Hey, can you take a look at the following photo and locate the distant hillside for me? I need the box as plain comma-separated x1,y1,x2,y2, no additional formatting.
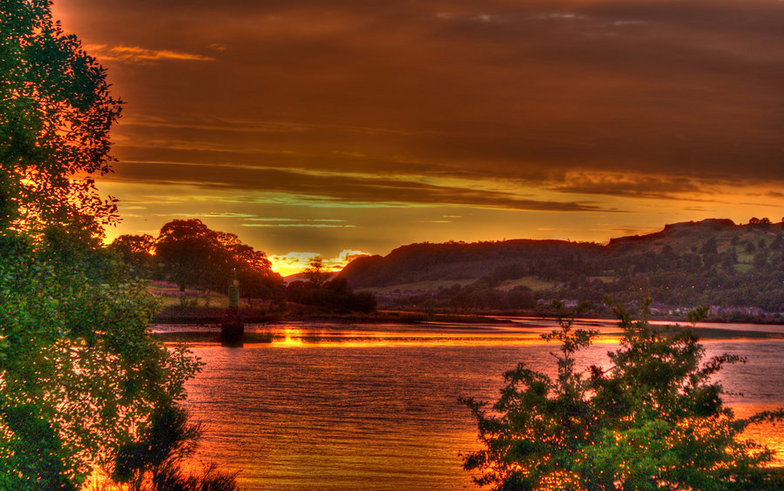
339,218,784,319
341,239,601,288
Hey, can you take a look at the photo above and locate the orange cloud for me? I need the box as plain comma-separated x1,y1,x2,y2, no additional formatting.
85,44,215,63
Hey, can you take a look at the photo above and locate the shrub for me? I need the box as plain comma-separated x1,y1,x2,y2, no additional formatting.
461,299,784,489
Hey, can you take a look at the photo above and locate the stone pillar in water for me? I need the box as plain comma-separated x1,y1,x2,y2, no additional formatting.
221,269,244,346
228,275,240,311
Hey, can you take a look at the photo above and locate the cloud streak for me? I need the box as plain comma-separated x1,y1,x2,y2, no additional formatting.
86,44,215,63
107,160,608,212
58,0,784,188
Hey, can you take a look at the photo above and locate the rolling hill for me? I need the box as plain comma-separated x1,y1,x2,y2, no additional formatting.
339,218,784,319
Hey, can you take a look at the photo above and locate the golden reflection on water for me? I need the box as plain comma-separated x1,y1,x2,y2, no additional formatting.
278,327,305,347
733,404,784,467
256,325,623,348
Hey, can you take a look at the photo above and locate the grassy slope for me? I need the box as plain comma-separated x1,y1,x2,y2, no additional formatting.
341,219,782,294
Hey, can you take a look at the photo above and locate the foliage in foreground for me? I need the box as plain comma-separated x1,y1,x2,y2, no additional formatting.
0,0,122,229
461,300,784,490
0,228,239,489
1,1,238,488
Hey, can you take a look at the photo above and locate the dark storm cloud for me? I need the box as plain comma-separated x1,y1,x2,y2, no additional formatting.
56,0,784,200
552,174,709,200
109,161,606,212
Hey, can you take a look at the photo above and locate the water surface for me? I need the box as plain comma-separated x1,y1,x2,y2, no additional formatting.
180,321,784,489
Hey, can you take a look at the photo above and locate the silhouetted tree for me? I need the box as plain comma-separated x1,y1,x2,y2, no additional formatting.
700,237,718,255
306,257,327,287
286,276,376,313
112,404,237,490
153,219,281,303
155,219,221,290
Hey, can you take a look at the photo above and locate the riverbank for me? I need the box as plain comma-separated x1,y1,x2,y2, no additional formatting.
154,302,784,327
150,316,784,346
153,306,509,325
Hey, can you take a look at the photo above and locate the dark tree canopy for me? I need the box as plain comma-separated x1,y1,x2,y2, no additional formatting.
0,0,122,230
155,219,223,291
152,218,279,295
286,271,377,313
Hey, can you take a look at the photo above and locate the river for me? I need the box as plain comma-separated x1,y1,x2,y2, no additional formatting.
175,320,784,489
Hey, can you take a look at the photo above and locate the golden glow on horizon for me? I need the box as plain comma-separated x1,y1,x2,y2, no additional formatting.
98,177,784,274
269,249,369,276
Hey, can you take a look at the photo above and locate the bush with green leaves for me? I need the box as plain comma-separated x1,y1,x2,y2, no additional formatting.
461,300,784,490
1,0,122,229
0,228,203,488
1,1,238,488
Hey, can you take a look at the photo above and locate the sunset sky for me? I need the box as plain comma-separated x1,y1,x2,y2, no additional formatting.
54,0,784,275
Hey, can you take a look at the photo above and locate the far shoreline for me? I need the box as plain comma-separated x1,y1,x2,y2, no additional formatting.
150,310,784,345
152,305,784,328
